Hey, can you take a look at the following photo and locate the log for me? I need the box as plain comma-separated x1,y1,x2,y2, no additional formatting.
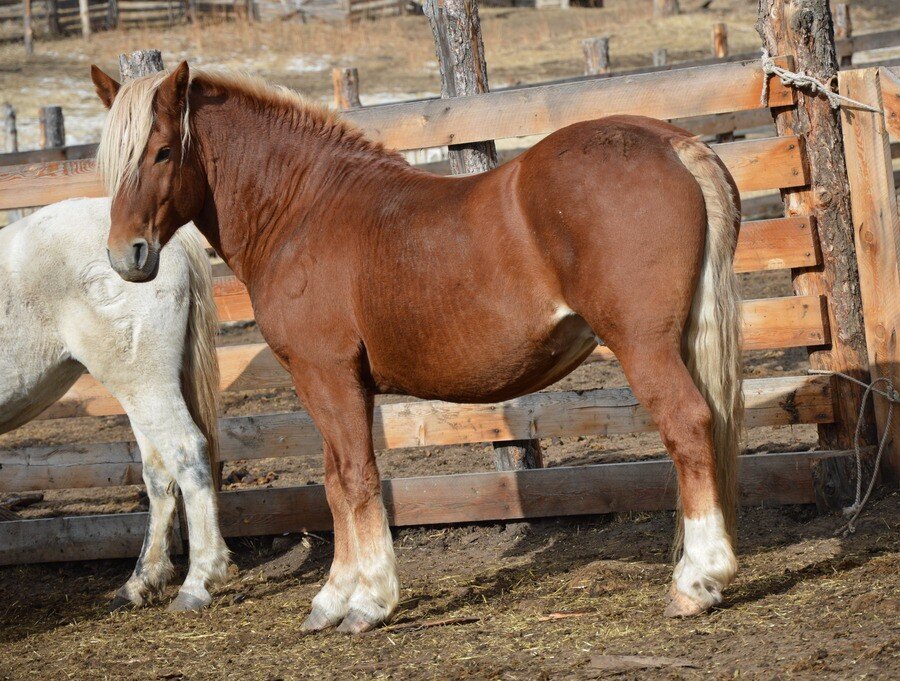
712,23,728,59
582,37,610,76
0,451,852,564
881,66,900,141
38,106,65,149
3,104,21,222
422,0,498,175
3,375,835,492
332,67,361,110
46,0,60,35
107,0,119,28
758,0,878,510
653,48,667,67
838,68,900,483
118,50,164,80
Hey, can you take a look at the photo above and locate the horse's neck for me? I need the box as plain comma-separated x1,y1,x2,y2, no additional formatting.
191,96,408,285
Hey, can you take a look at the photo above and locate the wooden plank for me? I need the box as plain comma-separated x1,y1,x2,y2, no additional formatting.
712,135,808,193
741,295,828,350
0,142,96,167
839,68,900,482
733,216,818,273
0,511,184,565
5,375,834,492
0,158,103,210
0,451,851,564
220,450,846,536
880,66,900,141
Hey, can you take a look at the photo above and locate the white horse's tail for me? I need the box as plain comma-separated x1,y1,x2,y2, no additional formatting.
173,227,221,488
672,137,744,546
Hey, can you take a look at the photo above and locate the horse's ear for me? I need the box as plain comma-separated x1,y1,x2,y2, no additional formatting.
157,61,191,117
91,65,120,109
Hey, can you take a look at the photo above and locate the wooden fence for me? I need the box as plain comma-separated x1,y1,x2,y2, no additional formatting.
0,57,898,565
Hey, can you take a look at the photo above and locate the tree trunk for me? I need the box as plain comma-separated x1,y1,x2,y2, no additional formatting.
107,0,119,29
4,104,22,222
712,22,728,58
652,47,667,66
833,3,851,66
46,0,60,36
23,0,33,56
582,37,610,75
422,0,498,175
756,0,876,510
332,67,362,110
118,50,165,80
79,0,91,40
423,0,542,472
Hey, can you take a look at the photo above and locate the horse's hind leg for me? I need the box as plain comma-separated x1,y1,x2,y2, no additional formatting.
613,340,737,615
110,427,177,610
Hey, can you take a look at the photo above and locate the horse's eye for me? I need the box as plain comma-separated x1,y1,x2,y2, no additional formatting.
154,147,171,164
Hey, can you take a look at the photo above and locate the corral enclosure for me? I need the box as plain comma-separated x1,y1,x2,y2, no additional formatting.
1,0,899,678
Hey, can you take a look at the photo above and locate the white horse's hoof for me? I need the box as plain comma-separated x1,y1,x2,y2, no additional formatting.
301,607,341,632
664,586,708,617
167,591,210,612
336,609,382,634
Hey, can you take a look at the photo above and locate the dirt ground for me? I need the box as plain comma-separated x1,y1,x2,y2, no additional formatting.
2,2,900,679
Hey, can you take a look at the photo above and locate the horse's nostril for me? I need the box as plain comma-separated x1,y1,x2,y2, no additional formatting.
132,239,149,270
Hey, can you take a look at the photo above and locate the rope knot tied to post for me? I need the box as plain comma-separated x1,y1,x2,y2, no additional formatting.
760,49,882,113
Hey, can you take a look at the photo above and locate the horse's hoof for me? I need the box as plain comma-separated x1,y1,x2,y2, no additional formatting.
301,608,340,632
336,609,380,634
664,589,707,618
108,595,136,613
166,592,210,612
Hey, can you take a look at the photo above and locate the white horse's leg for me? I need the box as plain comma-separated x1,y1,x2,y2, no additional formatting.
119,389,230,611
110,427,178,609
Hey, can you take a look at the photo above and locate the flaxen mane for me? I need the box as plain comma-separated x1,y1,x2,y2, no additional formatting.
96,68,402,195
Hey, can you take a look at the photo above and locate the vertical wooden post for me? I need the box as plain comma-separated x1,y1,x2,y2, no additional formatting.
652,47,667,67
834,3,852,67
582,37,610,76
107,0,119,29
653,0,678,18
422,0,498,175
332,67,362,109
39,106,65,149
23,0,33,56
79,0,91,39
46,0,61,36
757,0,877,509
712,22,728,58
838,67,900,484
118,50,165,79
423,0,540,471
4,104,22,222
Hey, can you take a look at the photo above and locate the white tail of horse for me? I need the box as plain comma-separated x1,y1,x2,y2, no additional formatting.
172,227,221,487
672,137,744,548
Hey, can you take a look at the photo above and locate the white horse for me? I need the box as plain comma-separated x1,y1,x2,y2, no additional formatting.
0,197,229,611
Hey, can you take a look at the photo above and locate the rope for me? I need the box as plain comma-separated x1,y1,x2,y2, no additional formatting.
808,369,898,536
760,49,883,113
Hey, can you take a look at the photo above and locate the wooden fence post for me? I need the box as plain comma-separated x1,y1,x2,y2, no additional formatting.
653,0,678,18
652,47,667,67
422,0,498,174
4,104,22,222
757,0,877,509
834,4,852,66
119,50,165,79
23,0,33,56
332,67,361,109
838,67,900,484
582,37,610,76
712,22,728,58
46,0,60,36
107,0,119,29
79,0,91,39
39,106,64,149
423,0,541,471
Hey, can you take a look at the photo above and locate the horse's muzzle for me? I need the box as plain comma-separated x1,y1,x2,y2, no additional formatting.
107,238,161,282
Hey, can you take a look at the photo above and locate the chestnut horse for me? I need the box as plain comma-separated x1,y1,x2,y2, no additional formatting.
91,62,743,632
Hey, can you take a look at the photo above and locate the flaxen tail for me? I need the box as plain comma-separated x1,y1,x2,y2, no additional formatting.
671,137,743,547
173,226,222,488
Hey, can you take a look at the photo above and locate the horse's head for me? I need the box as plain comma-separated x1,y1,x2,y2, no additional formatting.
91,61,205,282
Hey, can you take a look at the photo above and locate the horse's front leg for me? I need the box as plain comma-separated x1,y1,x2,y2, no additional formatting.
294,365,399,634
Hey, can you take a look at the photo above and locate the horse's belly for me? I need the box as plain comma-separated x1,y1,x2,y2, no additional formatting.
369,310,598,403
